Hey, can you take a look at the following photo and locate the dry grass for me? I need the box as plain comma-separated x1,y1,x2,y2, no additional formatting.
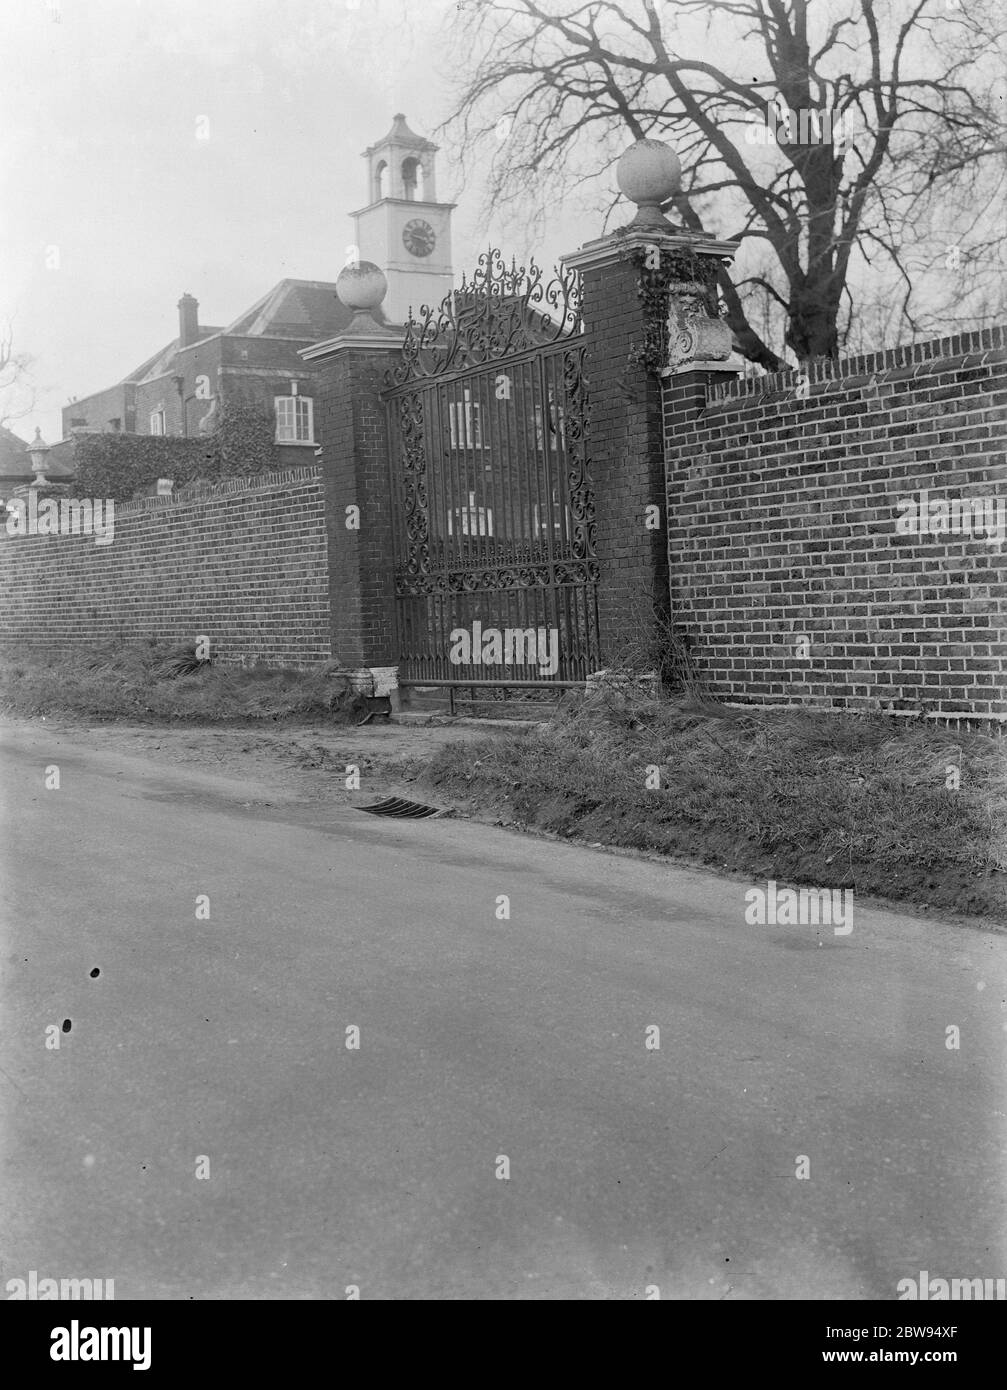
420,692,1007,918
2,639,1003,916
0,639,347,723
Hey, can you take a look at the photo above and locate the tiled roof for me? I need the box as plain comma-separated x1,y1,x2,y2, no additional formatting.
223,279,383,339
120,280,378,386
43,438,77,477
0,427,76,480
127,328,224,384
0,425,29,477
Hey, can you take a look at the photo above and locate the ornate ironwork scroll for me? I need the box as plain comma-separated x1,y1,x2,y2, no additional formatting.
389,247,583,386
384,249,600,686
561,344,595,560
397,392,429,575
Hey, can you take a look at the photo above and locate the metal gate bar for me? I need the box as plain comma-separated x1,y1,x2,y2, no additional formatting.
383,249,599,691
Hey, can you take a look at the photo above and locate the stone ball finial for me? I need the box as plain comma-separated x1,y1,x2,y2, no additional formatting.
336,261,388,312
616,138,682,229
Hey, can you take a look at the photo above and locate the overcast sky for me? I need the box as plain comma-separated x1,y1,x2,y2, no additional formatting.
0,0,591,443
5,1,1000,443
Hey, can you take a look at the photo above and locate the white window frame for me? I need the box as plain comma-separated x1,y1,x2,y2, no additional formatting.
149,408,166,436
447,491,493,537
448,389,483,450
534,392,563,453
274,394,314,444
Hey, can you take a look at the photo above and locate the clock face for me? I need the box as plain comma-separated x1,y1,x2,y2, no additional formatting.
403,218,436,258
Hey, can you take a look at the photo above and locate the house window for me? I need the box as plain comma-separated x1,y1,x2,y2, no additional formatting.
534,392,563,452
532,492,570,540
275,394,314,443
448,390,482,449
447,491,493,537
149,409,166,436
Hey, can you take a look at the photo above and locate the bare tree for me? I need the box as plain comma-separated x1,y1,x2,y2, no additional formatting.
443,0,1007,367
0,319,36,429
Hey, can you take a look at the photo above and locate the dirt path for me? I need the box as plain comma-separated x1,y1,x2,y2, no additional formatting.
0,715,511,812
5,713,1001,930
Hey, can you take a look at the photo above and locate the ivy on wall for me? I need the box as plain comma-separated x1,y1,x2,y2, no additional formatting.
627,245,724,377
72,399,279,501
213,396,278,475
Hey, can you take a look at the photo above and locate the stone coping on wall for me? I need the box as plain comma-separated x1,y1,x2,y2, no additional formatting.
111,466,323,514
705,324,1007,406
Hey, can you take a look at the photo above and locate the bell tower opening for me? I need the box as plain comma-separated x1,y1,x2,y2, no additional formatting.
363,112,439,203
353,113,456,326
402,156,421,201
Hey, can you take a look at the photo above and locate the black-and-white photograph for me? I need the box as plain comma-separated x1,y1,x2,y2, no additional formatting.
1,0,1004,1343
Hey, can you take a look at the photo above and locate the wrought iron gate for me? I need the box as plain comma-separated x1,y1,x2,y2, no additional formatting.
384,249,600,693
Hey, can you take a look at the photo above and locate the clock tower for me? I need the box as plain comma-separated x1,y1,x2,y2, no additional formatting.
351,114,455,326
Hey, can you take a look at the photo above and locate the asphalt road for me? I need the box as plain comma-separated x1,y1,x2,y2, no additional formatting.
1,723,1004,1300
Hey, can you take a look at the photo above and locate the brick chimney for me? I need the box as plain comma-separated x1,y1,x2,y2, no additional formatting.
177,293,199,348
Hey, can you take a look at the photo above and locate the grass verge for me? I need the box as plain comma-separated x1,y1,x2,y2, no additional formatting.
0,641,349,723
3,644,1003,919
418,694,1007,921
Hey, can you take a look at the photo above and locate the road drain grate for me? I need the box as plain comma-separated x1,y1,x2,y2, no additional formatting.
357,797,448,819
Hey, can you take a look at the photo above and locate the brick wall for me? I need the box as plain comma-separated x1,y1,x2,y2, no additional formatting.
134,337,224,438
579,256,670,657
664,327,1007,723
221,336,314,373
62,381,136,436
0,468,333,668
69,338,322,443
313,346,400,668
